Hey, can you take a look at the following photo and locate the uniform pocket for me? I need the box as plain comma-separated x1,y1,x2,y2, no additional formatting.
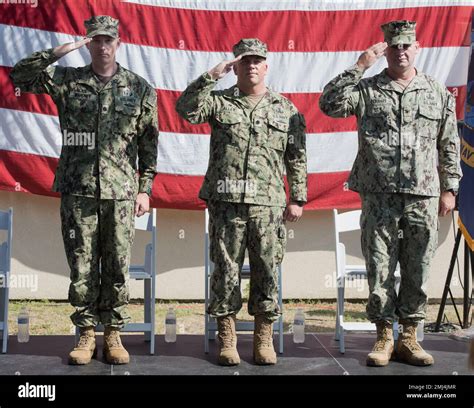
417,104,442,139
267,115,289,151
115,97,140,116
115,96,141,133
361,104,390,141
65,92,97,132
215,111,246,146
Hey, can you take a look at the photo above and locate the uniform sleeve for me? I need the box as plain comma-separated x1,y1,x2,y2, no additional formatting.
285,111,307,203
438,90,462,191
137,86,159,195
9,48,69,101
319,64,364,118
175,72,217,124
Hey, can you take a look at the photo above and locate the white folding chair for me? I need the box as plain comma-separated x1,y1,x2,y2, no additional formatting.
204,208,284,354
333,209,401,353
76,209,157,354
0,208,13,354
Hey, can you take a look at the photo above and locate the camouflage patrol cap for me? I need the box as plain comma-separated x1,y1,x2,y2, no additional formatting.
232,38,267,58
381,20,416,46
84,15,119,38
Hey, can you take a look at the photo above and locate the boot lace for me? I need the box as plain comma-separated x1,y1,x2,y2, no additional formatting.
218,317,235,348
255,320,273,348
372,325,392,352
106,330,122,349
77,332,93,349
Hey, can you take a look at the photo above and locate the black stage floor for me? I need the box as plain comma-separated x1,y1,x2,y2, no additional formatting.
0,332,471,376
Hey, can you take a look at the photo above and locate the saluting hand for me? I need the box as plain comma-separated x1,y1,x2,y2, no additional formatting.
53,37,92,59
356,42,388,71
208,56,242,80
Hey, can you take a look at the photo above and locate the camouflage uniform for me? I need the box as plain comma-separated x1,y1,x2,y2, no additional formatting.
10,16,159,328
319,21,462,323
176,39,307,321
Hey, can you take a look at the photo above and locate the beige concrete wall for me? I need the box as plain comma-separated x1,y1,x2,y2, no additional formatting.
0,190,466,300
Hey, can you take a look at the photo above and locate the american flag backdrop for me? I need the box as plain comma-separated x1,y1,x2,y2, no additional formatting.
0,0,472,210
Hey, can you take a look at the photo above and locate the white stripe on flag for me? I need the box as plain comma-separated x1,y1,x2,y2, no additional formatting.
0,107,358,174
0,24,469,92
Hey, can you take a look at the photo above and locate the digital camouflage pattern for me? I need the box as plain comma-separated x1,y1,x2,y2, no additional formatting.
381,20,416,46
175,72,307,206
177,63,306,320
207,201,286,322
319,65,461,196
84,15,119,38
11,42,158,330
361,193,439,323
232,38,268,58
320,49,461,328
10,48,158,198
60,195,135,328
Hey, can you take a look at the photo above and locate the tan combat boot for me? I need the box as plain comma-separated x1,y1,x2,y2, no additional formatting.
68,327,96,365
366,320,394,367
217,314,240,366
103,327,130,365
254,315,277,365
395,319,434,366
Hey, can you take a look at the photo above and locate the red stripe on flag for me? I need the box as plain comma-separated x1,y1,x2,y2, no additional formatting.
0,149,360,210
0,0,471,51
1,67,466,133
0,66,58,117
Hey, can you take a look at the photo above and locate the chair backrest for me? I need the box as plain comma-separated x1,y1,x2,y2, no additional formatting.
132,209,156,276
0,208,13,274
333,209,362,234
333,209,361,249
134,209,156,232
205,208,210,234
204,208,215,277
333,209,363,279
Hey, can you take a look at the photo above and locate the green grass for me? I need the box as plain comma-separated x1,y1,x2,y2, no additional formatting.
6,300,463,336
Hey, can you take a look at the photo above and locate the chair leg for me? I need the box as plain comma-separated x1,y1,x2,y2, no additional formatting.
278,315,283,354
335,285,344,341
1,287,7,353
144,279,151,342
2,324,8,354
277,264,283,354
150,324,155,355
151,278,156,355
204,313,210,354
339,326,345,354
393,321,399,341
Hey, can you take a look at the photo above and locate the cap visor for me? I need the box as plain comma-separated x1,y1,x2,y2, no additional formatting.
387,36,415,46
87,30,118,38
237,51,267,58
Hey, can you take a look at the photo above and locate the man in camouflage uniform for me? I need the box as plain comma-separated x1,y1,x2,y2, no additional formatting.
10,16,158,365
320,21,461,367
176,39,307,366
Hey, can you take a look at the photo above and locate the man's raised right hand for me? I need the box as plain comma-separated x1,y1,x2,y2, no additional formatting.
207,56,242,80
53,37,92,59
356,42,388,71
